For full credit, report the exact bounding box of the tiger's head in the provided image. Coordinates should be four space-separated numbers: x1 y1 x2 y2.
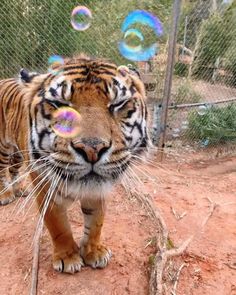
22 55 149 197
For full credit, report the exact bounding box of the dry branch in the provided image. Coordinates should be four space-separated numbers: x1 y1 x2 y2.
201 197 218 231
171 263 188 295
225 263 236 270
171 206 187 220
29 219 44 295
131 191 191 295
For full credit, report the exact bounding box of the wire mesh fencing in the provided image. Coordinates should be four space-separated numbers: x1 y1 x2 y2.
162 0 236 150
0 0 236 151
0 0 171 76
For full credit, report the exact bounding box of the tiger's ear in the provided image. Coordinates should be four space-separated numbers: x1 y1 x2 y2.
117 65 130 77
19 68 39 84
127 64 141 79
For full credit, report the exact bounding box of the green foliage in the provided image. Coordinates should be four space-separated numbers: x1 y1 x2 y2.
186 103 236 145
148 254 155 266
178 0 212 49
0 0 172 78
175 79 202 104
174 62 189 77
191 2 236 83
166 237 174 250
222 3 236 86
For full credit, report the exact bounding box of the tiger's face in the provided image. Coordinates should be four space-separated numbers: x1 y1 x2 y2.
26 56 149 197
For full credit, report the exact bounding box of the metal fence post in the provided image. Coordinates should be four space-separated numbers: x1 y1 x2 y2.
158 0 182 152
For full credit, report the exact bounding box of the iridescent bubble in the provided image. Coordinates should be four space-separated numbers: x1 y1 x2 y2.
123 29 144 52
181 121 189 130
172 128 180 138
200 139 209 147
119 10 163 62
52 107 81 138
197 105 207 116
48 55 64 74
71 6 92 31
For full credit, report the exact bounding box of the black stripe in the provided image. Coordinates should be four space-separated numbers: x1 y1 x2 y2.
81 208 94 215
0 151 9 157
62 65 87 72
92 69 115 76
43 99 69 110
125 108 136 119
132 121 143 135
124 135 132 142
121 121 133 128
111 161 130 179
40 103 52 120
112 147 129 155
103 156 129 168
97 64 117 70
60 259 64 272
112 99 129 111
38 129 51 150
5 85 20 111
31 150 41 160
75 77 87 83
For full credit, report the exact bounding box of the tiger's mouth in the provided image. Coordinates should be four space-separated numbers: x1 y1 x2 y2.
52 165 108 183
78 171 106 183
31 149 128 187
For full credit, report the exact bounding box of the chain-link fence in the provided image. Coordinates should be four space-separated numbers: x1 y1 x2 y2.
0 0 171 76
0 0 236 151
164 0 236 150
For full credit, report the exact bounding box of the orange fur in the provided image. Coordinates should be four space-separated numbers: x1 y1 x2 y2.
0 55 149 273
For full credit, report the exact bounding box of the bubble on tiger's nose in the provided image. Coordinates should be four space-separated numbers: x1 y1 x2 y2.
52 107 81 138
71 6 92 31
48 55 64 75
119 10 163 61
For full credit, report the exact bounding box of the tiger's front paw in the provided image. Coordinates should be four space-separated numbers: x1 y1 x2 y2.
80 244 112 269
0 189 16 206
53 247 84 274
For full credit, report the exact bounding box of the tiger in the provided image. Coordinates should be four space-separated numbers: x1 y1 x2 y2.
0 55 149 273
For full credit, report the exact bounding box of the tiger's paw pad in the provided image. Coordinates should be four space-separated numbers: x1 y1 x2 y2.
53 252 84 274
80 245 112 269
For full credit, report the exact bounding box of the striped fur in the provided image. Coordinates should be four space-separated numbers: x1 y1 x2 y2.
0 55 149 273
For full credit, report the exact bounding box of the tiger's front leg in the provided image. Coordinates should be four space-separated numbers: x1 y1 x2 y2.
80 198 112 269
36 193 84 274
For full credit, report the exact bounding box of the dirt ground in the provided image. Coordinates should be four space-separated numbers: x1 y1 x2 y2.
0 149 235 295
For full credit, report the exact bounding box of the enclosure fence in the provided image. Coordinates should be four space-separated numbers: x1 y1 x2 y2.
0 0 235 151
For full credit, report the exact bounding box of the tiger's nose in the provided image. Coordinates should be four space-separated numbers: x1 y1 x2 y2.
71 138 111 163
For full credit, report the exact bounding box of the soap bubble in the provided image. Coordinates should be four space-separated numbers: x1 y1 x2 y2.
197 105 207 116
172 128 180 138
181 121 189 130
200 139 209 147
48 55 64 75
71 6 92 31
123 29 144 52
119 10 163 61
52 107 81 138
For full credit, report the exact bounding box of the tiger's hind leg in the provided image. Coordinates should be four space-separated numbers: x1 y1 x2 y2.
8 149 25 198
0 150 15 205
0 148 24 206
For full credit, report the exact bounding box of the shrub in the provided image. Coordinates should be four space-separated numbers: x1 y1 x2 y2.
186 103 236 145
174 62 189 77
174 80 202 104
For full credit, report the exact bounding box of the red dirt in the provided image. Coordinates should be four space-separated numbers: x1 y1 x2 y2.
0 151 236 295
